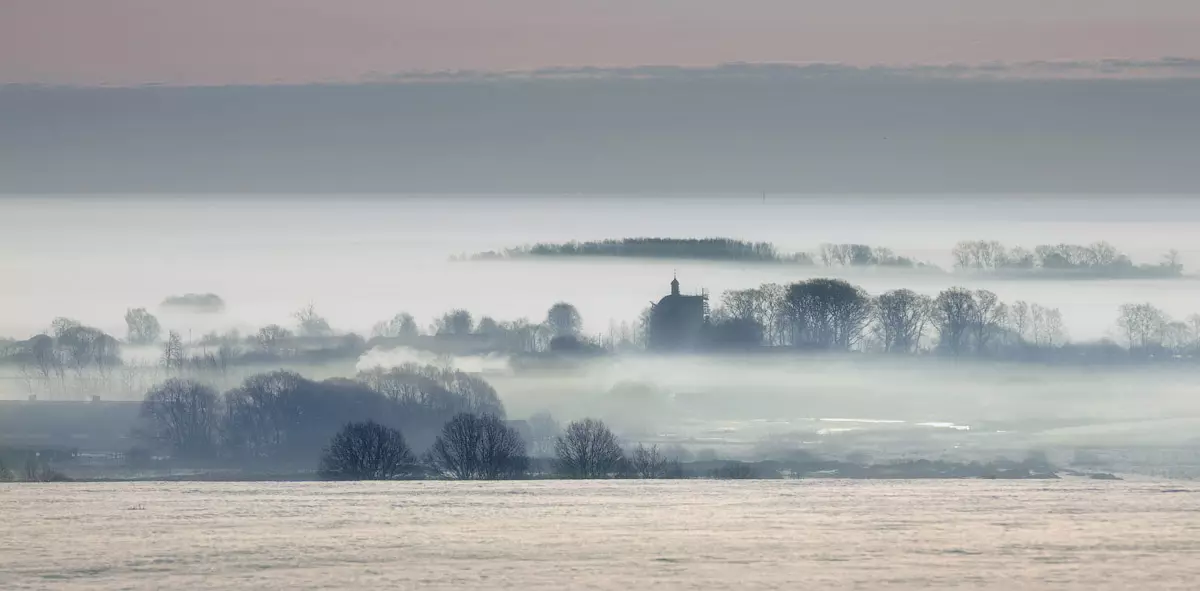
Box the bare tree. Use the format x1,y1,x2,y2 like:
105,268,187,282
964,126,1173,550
784,279,873,350
873,289,931,353
318,421,415,480
545,302,584,338
952,241,1010,270
124,308,162,345
933,287,977,355
720,288,764,322
1008,301,1032,342
1117,303,1169,351
28,334,60,393
972,290,1008,354
1041,307,1067,347
1164,321,1192,352
429,413,528,479
758,283,789,346
1189,314,1200,346
495,318,540,353
161,330,184,371
222,370,308,459
629,443,669,478
294,304,333,337
139,378,220,459
554,418,625,478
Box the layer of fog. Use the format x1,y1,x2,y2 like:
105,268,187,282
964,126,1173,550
3,196,1200,342
5,196,1200,458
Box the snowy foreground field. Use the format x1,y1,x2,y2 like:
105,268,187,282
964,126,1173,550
4,480,1200,590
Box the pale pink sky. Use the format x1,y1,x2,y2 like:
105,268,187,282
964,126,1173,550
3,0,1200,86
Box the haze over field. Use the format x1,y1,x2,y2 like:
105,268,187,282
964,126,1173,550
6,480,1200,590
2,196,1199,341
7,2,1200,589
5,195,1200,458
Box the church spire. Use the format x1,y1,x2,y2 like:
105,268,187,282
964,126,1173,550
670,272,680,296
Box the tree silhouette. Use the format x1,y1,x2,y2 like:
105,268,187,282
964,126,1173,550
318,421,415,480
933,287,977,355
629,443,669,478
554,418,624,478
428,413,528,479
139,378,220,459
873,289,930,353
784,279,872,350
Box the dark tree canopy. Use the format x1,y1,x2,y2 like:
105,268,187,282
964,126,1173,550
132,363,507,464
318,421,415,480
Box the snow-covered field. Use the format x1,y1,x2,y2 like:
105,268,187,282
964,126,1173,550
4,479,1199,590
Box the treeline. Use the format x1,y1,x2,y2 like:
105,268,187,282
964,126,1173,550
817,244,930,269
706,279,1200,363
469,237,933,268
469,237,1186,279
953,240,1183,278
132,368,679,480
136,365,504,464
0,301,611,400
131,399,1065,481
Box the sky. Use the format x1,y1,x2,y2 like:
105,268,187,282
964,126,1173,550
3,0,1200,86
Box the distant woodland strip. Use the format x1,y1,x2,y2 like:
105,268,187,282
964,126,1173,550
466,237,1185,279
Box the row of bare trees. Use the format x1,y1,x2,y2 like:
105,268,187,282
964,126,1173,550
316,414,683,481
1116,303,1200,355
711,280,1069,356
818,243,923,268
952,240,1182,277
12,318,123,398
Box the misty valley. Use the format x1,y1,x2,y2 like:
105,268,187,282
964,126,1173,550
3,225,1200,484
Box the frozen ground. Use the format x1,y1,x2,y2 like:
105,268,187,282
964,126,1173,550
3,480,1200,590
